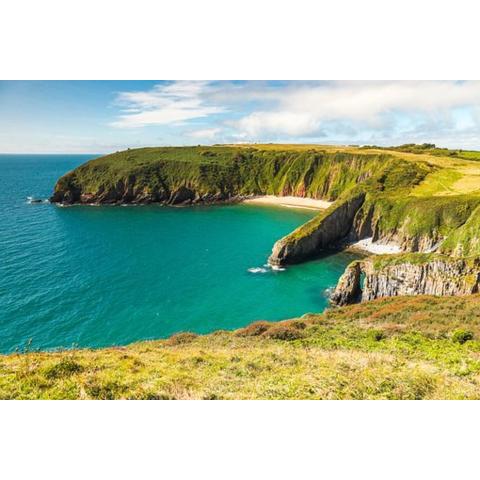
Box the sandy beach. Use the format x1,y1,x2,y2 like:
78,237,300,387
348,237,401,255
243,195,332,210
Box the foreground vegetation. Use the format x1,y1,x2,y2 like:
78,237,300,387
3,295,480,399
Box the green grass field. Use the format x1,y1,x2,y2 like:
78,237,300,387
2,295,480,399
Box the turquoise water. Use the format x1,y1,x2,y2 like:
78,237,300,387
0,155,358,353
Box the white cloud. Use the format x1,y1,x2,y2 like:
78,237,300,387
187,127,222,140
110,81,480,147
111,81,225,128
230,81,480,138
234,111,320,137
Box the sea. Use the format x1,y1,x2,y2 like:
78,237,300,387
0,154,359,353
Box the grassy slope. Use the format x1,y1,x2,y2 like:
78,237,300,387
53,144,480,256
53,146,398,201
363,143,480,162
224,145,480,256
61,143,480,199
3,295,480,399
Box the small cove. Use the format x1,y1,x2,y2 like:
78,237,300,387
0,154,360,352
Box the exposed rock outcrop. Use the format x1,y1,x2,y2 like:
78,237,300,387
329,261,362,306
268,191,366,265
51,180,242,206
330,254,480,306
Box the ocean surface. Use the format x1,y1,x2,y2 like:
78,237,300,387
0,154,359,353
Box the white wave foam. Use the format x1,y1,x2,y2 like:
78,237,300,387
323,286,335,297
248,267,268,274
26,196,49,204
249,262,287,274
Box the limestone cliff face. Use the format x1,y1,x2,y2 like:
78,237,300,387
330,255,480,306
268,192,366,265
361,257,480,301
329,262,362,306
63,187,242,206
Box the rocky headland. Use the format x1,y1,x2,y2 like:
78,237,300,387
51,144,480,304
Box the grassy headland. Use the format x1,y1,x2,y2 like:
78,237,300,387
3,295,480,399
51,145,396,203
50,143,480,309
51,143,480,264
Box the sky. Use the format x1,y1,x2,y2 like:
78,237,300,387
1,80,480,153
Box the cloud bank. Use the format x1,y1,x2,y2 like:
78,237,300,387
111,81,480,148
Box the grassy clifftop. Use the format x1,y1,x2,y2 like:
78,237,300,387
53,144,480,203
51,145,396,204
51,143,480,264
263,145,480,263
3,295,480,399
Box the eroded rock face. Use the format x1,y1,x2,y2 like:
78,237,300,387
268,192,366,266
330,255,480,306
361,257,480,301
329,261,362,306
51,181,239,206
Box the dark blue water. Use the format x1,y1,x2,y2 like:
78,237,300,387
0,155,358,352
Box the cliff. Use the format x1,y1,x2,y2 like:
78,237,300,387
268,191,366,265
268,160,480,265
329,261,362,305
331,254,480,306
52,144,480,275
51,146,393,205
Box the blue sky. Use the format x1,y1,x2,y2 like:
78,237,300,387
1,80,480,153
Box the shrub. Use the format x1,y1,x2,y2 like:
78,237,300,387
44,358,83,379
452,330,474,344
263,324,304,341
236,321,272,337
165,332,198,346
290,320,307,330
85,380,125,400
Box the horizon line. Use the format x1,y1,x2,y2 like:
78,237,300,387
1,141,478,156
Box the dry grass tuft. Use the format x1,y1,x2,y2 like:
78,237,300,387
236,321,272,337
164,332,199,346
